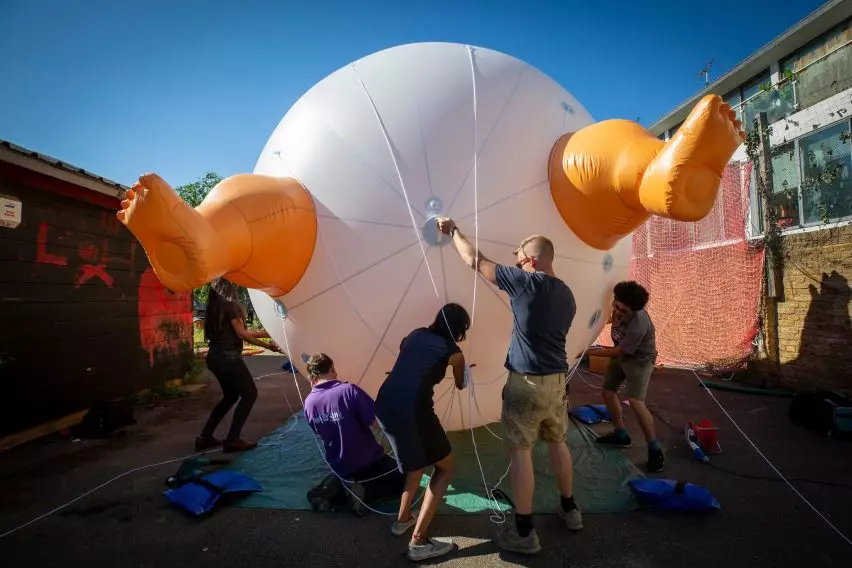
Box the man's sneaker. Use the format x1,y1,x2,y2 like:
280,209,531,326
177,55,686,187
647,447,666,473
407,537,453,562
557,506,584,531
596,432,632,448
492,524,542,555
391,511,418,536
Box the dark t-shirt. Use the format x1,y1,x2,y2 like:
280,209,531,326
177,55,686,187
208,301,244,352
375,328,461,417
611,309,657,364
495,265,576,375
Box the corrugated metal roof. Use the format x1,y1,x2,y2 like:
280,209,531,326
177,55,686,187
0,139,130,192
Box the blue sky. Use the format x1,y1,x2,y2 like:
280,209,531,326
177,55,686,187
0,0,827,188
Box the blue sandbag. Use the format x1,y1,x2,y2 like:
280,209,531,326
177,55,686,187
164,470,263,516
570,404,612,425
628,478,720,512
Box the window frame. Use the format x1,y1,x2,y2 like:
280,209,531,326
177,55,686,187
748,117,852,237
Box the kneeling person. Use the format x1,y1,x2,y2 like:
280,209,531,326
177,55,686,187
304,353,404,512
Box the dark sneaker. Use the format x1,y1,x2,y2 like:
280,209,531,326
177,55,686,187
307,485,333,512
492,524,542,555
348,482,367,517
596,432,632,448
306,474,342,511
194,436,222,451
647,447,666,473
407,537,454,561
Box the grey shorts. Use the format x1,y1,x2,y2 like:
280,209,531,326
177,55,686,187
602,358,654,400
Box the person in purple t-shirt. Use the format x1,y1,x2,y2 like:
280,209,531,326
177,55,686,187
303,353,404,513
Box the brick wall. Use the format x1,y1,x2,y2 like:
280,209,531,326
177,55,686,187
0,162,193,436
770,224,852,391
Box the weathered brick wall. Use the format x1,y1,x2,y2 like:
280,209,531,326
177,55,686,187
0,162,193,436
773,224,852,391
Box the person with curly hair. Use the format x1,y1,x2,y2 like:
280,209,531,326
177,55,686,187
587,281,664,473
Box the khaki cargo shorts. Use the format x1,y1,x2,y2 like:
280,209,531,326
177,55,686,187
501,371,568,448
602,358,654,400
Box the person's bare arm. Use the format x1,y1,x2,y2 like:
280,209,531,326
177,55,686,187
230,318,282,352
437,218,498,285
587,346,624,358
246,329,271,339
449,352,466,390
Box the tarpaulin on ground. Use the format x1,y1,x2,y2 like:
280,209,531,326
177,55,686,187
229,411,642,514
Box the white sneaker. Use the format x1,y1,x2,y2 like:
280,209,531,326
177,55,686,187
391,511,418,536
407,537,454,562
558,506,584,531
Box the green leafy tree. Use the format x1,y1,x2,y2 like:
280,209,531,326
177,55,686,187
177,171,223,208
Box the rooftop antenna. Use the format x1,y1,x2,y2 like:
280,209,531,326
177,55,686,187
697,59,715,86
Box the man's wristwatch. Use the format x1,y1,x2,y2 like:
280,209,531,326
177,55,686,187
450,226,459,237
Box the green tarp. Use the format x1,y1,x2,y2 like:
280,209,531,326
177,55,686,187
230,412,642,514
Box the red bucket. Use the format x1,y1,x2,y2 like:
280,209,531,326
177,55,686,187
689,420,721,454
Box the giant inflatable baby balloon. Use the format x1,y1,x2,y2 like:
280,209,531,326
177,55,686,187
118,43,744,431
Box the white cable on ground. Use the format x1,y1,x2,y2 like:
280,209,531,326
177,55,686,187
0,448,222,539
687,369,852,547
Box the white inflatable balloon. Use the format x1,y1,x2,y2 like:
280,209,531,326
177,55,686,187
249,42,631,431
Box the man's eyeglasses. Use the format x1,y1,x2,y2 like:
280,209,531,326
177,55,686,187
612,301,630,315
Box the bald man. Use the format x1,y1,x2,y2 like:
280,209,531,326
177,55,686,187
436,218,580,556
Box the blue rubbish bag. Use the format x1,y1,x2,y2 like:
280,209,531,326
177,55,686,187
570,405,612,425
628,478,720,512
164,470,263,516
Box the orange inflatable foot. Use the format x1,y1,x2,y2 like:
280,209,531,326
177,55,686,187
550,94,745,250
118,173,317,295
639,94,745,221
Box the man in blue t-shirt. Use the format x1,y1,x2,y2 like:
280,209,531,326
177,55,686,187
303,353,404,513
436,218,582,556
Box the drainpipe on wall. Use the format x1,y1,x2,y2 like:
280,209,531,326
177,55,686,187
757,112,784,386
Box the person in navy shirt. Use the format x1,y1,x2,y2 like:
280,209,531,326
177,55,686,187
303,353,404,513
437,217,582,556
375,303,469,562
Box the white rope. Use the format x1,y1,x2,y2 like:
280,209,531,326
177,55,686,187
462,44,512,525
688,369,852,547
270,152,400,361
0,448,223,539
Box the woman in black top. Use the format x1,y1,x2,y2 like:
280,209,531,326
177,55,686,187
196,278,281,453
375,303,469,562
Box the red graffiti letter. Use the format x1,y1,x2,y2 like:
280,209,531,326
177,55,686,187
35,222,68,266
74,241,114,288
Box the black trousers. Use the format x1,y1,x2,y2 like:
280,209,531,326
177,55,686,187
201,349,258,441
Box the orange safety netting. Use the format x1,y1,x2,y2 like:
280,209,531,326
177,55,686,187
597,162,765,371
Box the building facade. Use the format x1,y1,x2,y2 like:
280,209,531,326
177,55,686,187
0,142,193,437
649,0,852,391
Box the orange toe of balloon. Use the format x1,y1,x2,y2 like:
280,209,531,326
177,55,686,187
638,94,746,221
